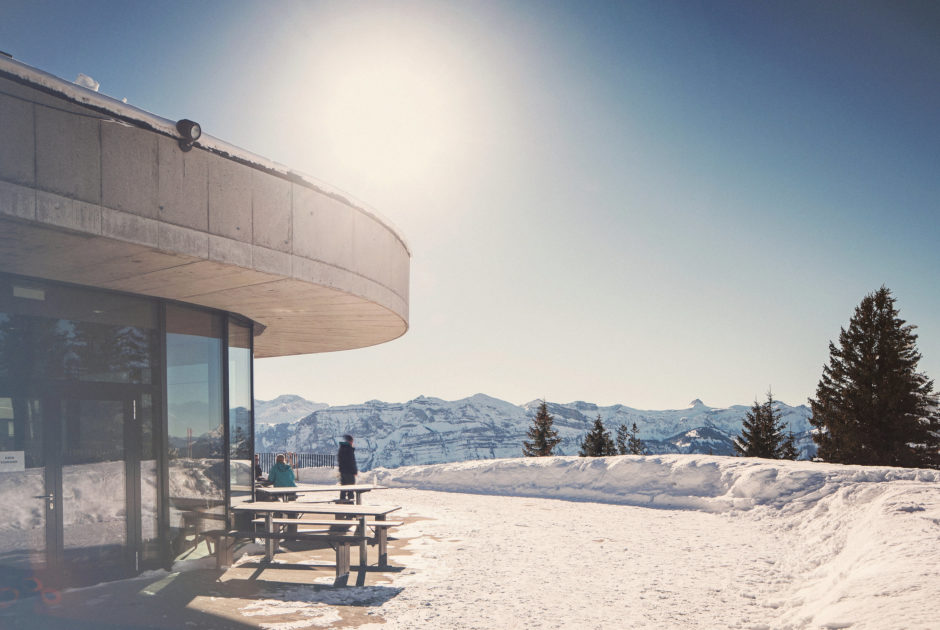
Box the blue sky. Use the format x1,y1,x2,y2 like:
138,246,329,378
2,1,938,409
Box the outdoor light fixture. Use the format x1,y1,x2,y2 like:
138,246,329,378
176,118,201,152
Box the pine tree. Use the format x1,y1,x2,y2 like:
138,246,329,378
522,400,562,457
579,415,616,456
780,429,799,460
734,390,788,459
627,422,646,455
809,287,940,468
615,423,629,455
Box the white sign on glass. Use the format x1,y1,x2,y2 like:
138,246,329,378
0,451,25,472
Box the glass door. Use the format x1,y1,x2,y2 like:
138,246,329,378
55,397,133,579
0,396,48,598
0,391,148,590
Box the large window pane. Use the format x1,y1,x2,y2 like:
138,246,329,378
228,320,252,496
0,277,157,385
165,305,224,556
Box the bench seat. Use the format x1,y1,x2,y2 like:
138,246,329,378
252,518,403,528
208,529,367,586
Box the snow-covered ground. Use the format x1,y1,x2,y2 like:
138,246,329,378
7,455,937,629
346,455,939,630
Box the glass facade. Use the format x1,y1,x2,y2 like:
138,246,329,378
228,320,253,504
0,273,253,587
165,305,225,556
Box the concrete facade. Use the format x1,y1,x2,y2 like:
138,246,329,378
0,61,410,356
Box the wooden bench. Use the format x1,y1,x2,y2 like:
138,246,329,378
209,528,369,587
251,518,403,566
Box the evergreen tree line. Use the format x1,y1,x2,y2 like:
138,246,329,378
524,287,939,470
578,415,646,457
522,401,646,457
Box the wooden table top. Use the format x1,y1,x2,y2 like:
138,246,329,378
256,483,388,494
232,502,401,517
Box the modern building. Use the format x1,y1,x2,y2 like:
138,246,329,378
0,55,410,589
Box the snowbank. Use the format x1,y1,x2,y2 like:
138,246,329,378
369,454,940,513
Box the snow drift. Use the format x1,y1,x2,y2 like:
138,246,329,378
369,454,940,512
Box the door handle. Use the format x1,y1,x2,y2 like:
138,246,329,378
34,494,55,499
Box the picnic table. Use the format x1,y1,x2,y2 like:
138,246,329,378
255,483,387,505
230,502,402,580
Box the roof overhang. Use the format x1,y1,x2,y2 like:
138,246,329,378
0,57,410,357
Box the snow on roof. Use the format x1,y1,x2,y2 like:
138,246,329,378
0,54,410,255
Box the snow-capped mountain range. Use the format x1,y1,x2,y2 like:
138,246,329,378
254,394,815,471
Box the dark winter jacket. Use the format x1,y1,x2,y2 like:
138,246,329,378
268,461,296,487
337,441,358,476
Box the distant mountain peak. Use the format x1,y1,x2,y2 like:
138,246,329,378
688,398,706,408
468,393,509,405
260,393,305,404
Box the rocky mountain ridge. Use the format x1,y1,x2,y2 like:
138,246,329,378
255,394,815,471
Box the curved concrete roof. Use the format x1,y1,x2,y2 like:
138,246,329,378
0,57,410,356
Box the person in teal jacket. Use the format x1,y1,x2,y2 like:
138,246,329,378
268,454,297,487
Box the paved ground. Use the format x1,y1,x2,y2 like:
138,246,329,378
0,522,416,630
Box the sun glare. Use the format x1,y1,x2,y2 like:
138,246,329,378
294,14,473,191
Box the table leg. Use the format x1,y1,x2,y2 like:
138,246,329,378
358,515,367,568
334,543,349,587
355,491,362,505
265,512,274,561
377,514,388,567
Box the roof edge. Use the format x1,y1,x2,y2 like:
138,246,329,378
0,55,411,256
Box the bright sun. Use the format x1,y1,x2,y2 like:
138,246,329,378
295,12,473,191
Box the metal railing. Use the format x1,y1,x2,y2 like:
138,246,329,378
256,451,335,472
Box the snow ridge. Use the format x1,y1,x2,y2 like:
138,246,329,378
370,454,940,513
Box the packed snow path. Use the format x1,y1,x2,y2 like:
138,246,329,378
358,456,940,630
363,489,796,629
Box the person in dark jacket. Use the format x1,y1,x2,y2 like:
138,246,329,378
337,434,358,503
